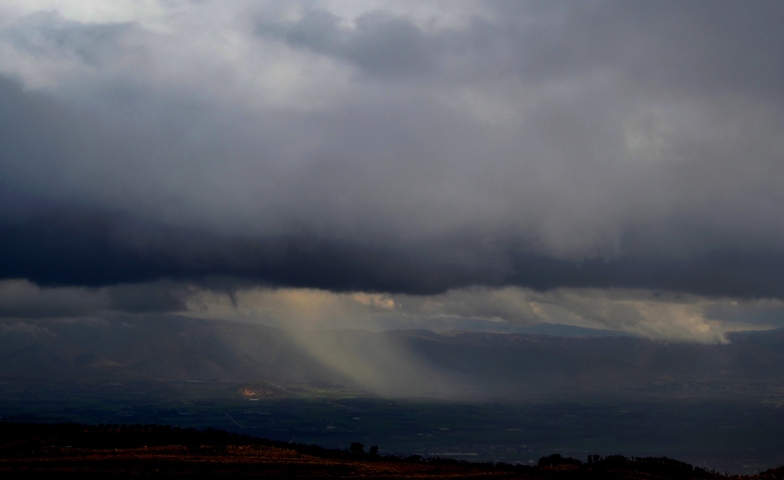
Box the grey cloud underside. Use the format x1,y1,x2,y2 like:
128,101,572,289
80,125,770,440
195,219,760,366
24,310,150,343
520,1,784,102
260,1,784,102
3,11,135,67
257,10,435,79
3,201,784,297
2,1,784,298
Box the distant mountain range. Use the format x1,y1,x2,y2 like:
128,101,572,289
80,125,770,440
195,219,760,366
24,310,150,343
1,315,782,400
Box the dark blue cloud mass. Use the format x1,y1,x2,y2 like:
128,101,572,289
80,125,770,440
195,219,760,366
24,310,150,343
0,1,783,302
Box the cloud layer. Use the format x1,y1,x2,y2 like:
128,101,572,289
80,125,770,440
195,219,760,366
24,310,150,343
1,1,783,336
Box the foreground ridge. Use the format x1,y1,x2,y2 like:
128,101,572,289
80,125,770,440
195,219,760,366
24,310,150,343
1,422,779,479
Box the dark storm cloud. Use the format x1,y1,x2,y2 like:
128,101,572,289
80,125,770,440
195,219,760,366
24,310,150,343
1,1,784,301
0,278,190,320
0,280,100,319
0,193,494,293
103,281,190,314
3,191,784,298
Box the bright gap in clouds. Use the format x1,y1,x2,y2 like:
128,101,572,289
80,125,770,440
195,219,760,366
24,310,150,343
0,279,778,345
182,285,778,345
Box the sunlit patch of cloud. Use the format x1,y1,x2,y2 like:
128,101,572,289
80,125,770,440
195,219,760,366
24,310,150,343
179,284,782,345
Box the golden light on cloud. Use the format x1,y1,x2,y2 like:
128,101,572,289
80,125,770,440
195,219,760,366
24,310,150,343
176,285,783,345
352,292,395,310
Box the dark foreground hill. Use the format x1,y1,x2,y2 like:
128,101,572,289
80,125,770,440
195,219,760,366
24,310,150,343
2,422,779,479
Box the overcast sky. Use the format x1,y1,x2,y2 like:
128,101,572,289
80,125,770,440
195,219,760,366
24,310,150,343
0,1,783,342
